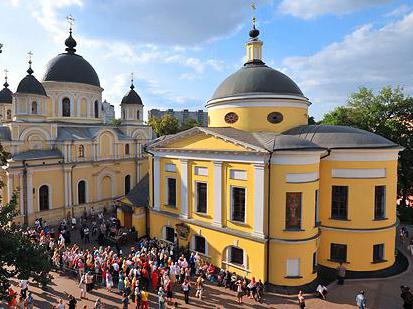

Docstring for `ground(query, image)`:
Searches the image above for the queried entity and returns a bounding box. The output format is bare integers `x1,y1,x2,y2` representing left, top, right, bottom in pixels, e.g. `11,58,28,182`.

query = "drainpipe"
265,151,273,287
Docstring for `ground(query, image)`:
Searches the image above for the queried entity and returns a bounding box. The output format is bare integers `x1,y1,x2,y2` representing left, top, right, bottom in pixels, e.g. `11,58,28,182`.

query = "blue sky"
0,0,412,120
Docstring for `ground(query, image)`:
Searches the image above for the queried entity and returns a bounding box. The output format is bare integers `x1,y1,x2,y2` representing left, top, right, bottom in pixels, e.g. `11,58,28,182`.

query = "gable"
160,133,252,152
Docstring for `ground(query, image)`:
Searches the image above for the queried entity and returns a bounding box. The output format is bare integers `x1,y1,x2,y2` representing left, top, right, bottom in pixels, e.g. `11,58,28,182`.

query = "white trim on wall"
194,166,208,176
272,153,322,165
332,168,386,179
165,163,176,173
230,169,247,180
286,172,319,183
194,181,208,214
152,151,266,164
325,149,400,162
230,185,247,224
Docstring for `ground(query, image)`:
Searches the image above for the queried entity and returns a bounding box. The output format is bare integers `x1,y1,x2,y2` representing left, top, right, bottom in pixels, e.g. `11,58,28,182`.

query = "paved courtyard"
5,225,412,308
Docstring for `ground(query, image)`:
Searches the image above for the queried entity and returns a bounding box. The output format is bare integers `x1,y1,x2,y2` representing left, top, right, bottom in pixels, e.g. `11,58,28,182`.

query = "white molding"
180,159,189,218
27,172,33,214
286,172,319,183
194,166,208,176
272,153,322,165
332,168,386,179
253,164,265,237
153,151,266,164
320,225,395,233
76,179,88,204
38,182,53,211
190,234,209,256
165,163,176,172
230,169,247,180
207,100,310,111
153,157,160,211
325,149,400,162
206,94,310,107
213,161,223,227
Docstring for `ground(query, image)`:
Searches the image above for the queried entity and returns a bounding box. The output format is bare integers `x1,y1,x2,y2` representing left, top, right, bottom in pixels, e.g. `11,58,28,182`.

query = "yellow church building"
0,27,152,225
138,22,402,288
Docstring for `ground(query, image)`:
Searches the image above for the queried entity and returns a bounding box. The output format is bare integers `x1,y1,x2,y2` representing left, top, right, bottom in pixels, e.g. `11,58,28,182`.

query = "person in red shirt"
152,268,159,291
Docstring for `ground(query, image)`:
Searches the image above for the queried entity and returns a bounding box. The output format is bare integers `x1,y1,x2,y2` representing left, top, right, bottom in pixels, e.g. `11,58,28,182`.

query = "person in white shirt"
19,279,28,298
316,284,328,300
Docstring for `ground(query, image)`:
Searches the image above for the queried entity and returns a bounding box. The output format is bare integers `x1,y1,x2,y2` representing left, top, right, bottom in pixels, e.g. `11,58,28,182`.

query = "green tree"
0,143,52,299
109,118,122,127
320,86,413,203
180,118,200,131
148,114,180,137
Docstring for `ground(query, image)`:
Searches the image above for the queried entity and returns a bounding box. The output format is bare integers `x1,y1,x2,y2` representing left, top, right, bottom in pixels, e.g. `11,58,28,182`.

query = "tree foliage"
0,143,52,299
148,114,200,137
109,118,122,127
320,86,413,199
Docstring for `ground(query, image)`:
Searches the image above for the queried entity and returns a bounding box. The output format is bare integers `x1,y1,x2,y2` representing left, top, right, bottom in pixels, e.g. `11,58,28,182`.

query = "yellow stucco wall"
208,105,308,132
164,134,249,152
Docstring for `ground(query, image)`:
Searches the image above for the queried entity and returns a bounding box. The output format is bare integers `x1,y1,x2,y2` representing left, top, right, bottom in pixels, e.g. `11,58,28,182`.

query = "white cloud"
282,10,413,117
278,0,392,19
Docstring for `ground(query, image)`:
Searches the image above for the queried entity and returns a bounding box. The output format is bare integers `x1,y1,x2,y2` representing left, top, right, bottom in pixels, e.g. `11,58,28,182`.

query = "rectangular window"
331,186,348,220
165,227,175,243
373,244,385,262
231,187,246,222
374,186,386,219
230,247,244,265
330,243,347,262
167,178,176,207
230,169,247,180
312,252,318,273
194,166,208,176
196,182,207,214
286,192,302,230
286,259,300,277
194,235,206,254
315,189,319,225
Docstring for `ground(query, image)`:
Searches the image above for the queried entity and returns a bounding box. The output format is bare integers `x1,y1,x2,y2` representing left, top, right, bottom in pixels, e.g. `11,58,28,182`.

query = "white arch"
57,93,75,117
38,183,52,211
19,127,51,141
77,96,91,117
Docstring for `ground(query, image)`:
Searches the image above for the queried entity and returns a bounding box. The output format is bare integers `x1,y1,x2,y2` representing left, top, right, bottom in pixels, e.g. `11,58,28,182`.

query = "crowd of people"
5,210,265,308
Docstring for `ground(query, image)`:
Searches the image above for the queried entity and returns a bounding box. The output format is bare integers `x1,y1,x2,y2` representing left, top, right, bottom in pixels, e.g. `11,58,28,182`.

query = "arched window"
122,110,125,120
78,145,85,158
39,185,49,211
124,175,131,194
78,180,86,204
6,110,11,120
137,110,140,120
31,101,38,114
125,144,130,155
62,97,70,117
94,100,99,118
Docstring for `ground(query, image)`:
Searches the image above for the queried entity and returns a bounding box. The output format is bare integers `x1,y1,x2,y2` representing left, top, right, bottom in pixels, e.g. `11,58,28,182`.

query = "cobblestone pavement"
6,224,413,308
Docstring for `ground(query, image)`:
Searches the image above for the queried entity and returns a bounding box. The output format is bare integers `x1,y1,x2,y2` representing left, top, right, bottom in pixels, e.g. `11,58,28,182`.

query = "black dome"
121,86,143,105
42,53,100,87
16,74,47,96
211,61,304,100
0,83,12,104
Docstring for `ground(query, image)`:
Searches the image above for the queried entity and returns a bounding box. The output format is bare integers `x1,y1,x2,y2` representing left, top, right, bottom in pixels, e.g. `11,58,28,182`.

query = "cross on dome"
130,72,135,90
66,14,75,32
27,51,34,75
3,69,9,88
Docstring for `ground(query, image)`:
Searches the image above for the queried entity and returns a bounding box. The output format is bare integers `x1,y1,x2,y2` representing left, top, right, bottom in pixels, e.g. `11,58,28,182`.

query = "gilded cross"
66,14,75,31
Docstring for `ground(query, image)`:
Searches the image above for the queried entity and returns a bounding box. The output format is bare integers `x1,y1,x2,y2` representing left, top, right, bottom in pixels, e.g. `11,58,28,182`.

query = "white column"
180,159,189,219
67,168,72,207
19,173,24,215
7,172,14,202
213,161,223,227
64,170,69,208
153,156,161,211
253,164,265,237
27,171,33,214
136,161,141,183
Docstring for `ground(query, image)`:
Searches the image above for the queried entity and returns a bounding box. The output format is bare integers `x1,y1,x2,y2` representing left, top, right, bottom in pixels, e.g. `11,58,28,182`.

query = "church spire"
27,51,34,75
65,15,77,54
130,72,135,90
3,69,9,88
245,2,263,64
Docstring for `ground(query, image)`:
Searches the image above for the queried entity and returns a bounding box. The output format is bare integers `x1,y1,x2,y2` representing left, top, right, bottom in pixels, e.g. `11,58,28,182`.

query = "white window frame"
77,179,88,205
38,183,52,211
165,177,177,207
286,258,300,277
194,181,208,214
230,186,247,223
191,234,209,256
163,226,176,243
